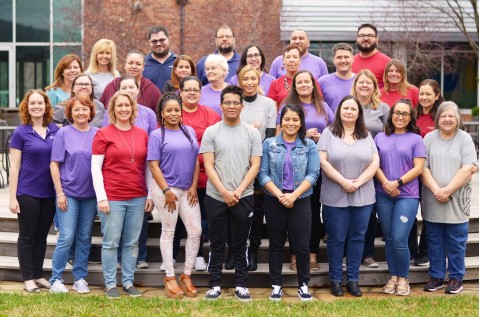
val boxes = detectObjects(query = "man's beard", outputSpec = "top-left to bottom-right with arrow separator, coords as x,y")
218,45 -> 233,54
152,48 -> 169,59
357,41 -> 377,53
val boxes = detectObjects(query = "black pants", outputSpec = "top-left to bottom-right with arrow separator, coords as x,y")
17,195 -> 55,281
265,194 -> 311,286
409,219 -> 428,259
248,192 -> 265,253
362,206 -> 378,259
205,195 -> 253,288
309,179 -> 322,253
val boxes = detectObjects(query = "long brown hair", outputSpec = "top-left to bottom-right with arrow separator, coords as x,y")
45,54 -> 83,91
382,59 -> 414,96
330,95 -> 369,140
283,70 -> 326,117
416,79 -> 444,120
171,55 -> 196,90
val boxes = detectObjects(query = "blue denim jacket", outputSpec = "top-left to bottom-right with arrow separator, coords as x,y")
258,134 -> 320,198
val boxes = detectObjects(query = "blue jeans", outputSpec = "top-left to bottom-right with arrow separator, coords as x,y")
324,204 -> 373,282
375,193 -> 418,278
98,197 -> 146,289
49,197 -> 97,283
426,221 -> 468,280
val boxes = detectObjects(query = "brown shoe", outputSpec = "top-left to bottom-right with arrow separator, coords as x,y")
310,262 -> 320,271
289,262 -> 297,271
179,273 -> 197,298
164,276 -> 184,299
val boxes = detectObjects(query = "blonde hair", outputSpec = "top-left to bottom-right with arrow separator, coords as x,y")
351,69 -> 382,110
87,39 -> 119,76
237,65 -> 264,95
107,91 -> 138,125
383,59 -> 414,96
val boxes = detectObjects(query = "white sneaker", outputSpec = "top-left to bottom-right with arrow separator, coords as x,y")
160,259 -> 175,271
194,257 -> 207,271
50,279 -> 68,294
72,279 -> 90,294
136,261 -> 149,269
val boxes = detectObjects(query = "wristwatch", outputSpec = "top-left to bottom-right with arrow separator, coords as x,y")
396,178 -> 404,186
162,187 -> 171,194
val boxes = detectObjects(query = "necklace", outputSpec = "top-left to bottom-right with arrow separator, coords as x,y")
283,76 -> 290,92
116,127 -> 135,162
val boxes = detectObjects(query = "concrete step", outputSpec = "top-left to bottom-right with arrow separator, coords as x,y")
0,232 -> 478,263
0,255 -> 477,287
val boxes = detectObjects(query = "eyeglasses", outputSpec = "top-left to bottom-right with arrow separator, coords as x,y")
150,38 -> 168,45
393,111 -> 411,118
182,88 -> 200,94
74,83 -> 91,88
222,101 -> 241,106
246,53 -> 261,59
357,34 -> 376,39
216,35 -> 234,39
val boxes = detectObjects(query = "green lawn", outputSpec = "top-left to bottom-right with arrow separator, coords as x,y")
0,293 -> 477,317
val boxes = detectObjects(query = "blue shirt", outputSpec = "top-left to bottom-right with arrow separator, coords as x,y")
196,50 -> 241,86
143,51 -> 177,91
258,134 -> 320,199
10,124 -> 59,198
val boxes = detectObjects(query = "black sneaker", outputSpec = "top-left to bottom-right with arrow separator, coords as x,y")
445,279 -> 463,294
414,255 -> 430,266
205,287 -> 221,300
297,283 -> 313,301
269,285 -> 282,302
105,287 -> 120,299
424,278 -> 444,292
123,285 -> 142,297
234,287 -> 251,301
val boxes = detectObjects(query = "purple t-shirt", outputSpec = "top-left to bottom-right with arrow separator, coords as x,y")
374,132 -> 426,198
10,124 -> 59,198
147,126 -> 199,190
282,140 -> 295,191
51,125 -> 98,199
269,53 -> 329,79
277,102 -> 334,133
318,73 -> 356,113
229,72 -> 276,96
199,84 -> 222,116
102,104 -> 157,135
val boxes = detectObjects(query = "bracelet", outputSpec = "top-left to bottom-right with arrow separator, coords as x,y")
162,187 -> 171,194
56,193 -> 65,197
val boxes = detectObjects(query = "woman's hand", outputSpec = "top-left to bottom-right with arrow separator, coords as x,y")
306,128 -> 318,139
164,190 -> 178,212
98,200 -> 110,214
221,190 -> 239,207
187,186 -> 198,207
341,179 -> 357,193
144,199 -> 154,212
57,194 -> 68,211
278,192 -> 298,208
388,188 -> 401,198
383,180 -> 399,195
434,188 -> 451,204
9,199 -> 20,214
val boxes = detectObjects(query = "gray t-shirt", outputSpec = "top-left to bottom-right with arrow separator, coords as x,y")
421,129 -> 478,223
53,99 -> 105,128
200,121 -> 262,202
317,127 -> 378,207
86,70 -> 116,101
240,94 -> 277,141
362,102 -> 389,139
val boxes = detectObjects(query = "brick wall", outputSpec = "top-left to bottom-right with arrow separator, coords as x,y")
84,0 -> 283,72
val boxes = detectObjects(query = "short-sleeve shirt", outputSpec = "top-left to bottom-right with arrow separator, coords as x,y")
363,102 -> 390,139
51,125 -> 98,199
318,73 -> 355,113
92,125 -> 148,200
229,72 -> 276,96
199,84 -> 222,116
277,102 -> 334,133
102,104 -> 157,135
269,53 -> 329,79
318,128 -> 377,207
417,113 -> 435,138
421,130 -> 478,223
10,124 -> 59,198
352,51 -> 391,88
147,126 -> 199,190
46,88 -> 69,107
200,121 -> 262,202
374,132 -> 426,198
53,99 -> 106,128
241,94 -> 277,141
380,86 -> 419,108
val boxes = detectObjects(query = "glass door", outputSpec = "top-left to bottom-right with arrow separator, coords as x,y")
0,45 -> 15,108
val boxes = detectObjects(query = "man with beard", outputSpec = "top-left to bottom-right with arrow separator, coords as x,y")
196,25 -> 240,86
143,25 -> 177,91
352,23 -> 391,88
269,29 -> 328,80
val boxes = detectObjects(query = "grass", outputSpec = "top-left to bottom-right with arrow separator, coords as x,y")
0,293 -> 477,317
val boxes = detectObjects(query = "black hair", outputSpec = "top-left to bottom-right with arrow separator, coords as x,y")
385,99 -> 420,136
331,95 -> 369,139
279,104 -> 307,144
180,76 -> 202,90
236,44 -> 267,75
357,23 -> 377,36
220,85 -> 243,104
148,25 -> 170,39
156,92 -> 194,146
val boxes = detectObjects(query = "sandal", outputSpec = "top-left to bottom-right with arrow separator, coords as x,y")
164,276 -> 184,299
179,273 -> 197,298
289,262 -> 297,271
310,262 -> 320,271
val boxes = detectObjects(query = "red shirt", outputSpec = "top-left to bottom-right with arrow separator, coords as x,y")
416,113 -> 435,138
352,51 -> 391,88
92,125 -> 148,200
380,86 -> 419,108
182,105 -> 221,188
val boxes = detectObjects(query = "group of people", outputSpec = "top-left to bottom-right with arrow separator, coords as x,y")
8,22 -> 477,301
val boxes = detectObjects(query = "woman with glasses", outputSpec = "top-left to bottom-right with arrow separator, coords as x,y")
199,54 -> 229,116
229,44 -> 275,96
380,59 -> 419,107
162,55 -> 197,94
85,39 -> 120,100
45,54 -> 82,106
374,100 -> 425,296
351,69 -> 390,269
